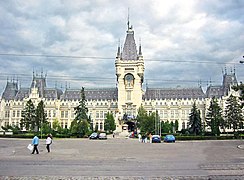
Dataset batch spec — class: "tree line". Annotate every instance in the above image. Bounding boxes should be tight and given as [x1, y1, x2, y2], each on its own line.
[136, 91, 243, 136]
[7, 87, 116, 137]
[4, 85, 243, 137]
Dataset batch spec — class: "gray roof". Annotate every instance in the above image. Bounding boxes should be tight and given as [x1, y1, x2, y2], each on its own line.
[121, 28, 138, 60]
[31, 76, 46, 98]
[206, 73, 238, 98]
[15, 88, 30, 100]
[2, 81, 18, 100]
[60, 88, 118, 101]
[206, 86, 223, 98]
[144, 87, 206, 100]
[44, 88, 63, 100]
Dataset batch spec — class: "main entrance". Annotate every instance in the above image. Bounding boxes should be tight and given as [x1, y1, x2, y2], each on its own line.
[125, 121, 136, 132]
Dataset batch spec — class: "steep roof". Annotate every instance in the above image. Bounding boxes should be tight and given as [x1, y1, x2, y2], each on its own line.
[60, 88, 118, 101]
[15, 88, 30, 100]
[121, 27, 138, 60]
[2, 81, 18, 100]
[144, 87, 206, 100]
[44, 88, 63, 100]
[31, 76, 46, 98]
[206, 72, 238, 98]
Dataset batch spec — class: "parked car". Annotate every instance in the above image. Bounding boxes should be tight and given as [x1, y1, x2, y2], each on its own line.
[89, 132, 99, 139]
[164, 135, 175, 143]
[98, 132, 107, 140]
[152, 135, 161, 143]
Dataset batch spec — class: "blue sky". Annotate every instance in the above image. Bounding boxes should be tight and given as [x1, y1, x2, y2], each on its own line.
[0, 0, 243, 93]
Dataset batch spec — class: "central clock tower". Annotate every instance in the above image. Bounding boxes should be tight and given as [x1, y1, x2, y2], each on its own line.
[115, 23, 144, 131]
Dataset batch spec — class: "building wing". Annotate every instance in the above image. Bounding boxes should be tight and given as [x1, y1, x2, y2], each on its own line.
[144, 87, 206, 100]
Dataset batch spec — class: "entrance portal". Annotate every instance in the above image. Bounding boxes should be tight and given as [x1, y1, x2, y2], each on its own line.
[125, 121, 136, 132]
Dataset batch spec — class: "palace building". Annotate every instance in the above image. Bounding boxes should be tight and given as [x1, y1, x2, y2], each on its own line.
[0, 23, 240, 134]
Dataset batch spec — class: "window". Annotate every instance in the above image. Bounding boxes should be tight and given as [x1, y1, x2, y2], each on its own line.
[100, 111, 103, 118]
[164, 111, 168, 118]
[175, 110, 179, 118]
[100, 122, 103, 130]
[17, 110, 20, 117]
[48, 110, 52, 117]
[65, 111, 68, 118]
[127, 91, 131, 100]
[61, 111, 65, 118]
[13, 110, 16, 117]
[171, 110, 174, 118]
[182, 122, 186, 129]
[5, 111, 10, 118]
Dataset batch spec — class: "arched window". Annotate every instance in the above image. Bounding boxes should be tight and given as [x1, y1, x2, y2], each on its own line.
[100, 122, 103, 131]
[182, 122, 185, 129]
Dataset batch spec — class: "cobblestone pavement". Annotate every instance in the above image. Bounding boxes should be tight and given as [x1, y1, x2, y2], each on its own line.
[1, 175, 244, 180]
[0, 138, 244, 179]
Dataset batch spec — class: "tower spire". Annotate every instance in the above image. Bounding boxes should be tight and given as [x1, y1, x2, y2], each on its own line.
[139, 38, 142, 56]
[127, 8, 130, 30]
[117, 39, 120, 57]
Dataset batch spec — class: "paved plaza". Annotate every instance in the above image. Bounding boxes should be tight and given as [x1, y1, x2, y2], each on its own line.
[0, 137, 244, 179]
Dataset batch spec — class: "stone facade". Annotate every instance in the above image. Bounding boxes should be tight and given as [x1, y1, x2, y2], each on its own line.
[0, 24, 241, 133]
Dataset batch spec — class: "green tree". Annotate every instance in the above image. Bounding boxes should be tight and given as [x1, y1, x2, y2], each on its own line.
[224, 95, 243, 132]
[52, 118, 61, 131]
[70, 87, 89, 137]
[161, 121, 171, 133]
[41, 122, 52, 135]
[188, 102, 202, 135]
[104, 112, 116, 133]
[233, 83, 244, 108]
[20, 99, 36, 131]
[35, 100, 48, 131]
[175, 120, 179, 132]
[70, 119, 89, 137]
[140, 113, 155, 134]
[206, 97, 224, 136]
[74, 87, 88, 121]
[136, 105, 148, 130]
[136, 106, 156, 134]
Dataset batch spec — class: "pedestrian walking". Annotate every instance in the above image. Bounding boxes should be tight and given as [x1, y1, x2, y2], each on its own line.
[138, 133, 142, 142]
[31, 135, 39, 154]
[149, 133, 152, 143]
[46, 134, 52, 153]
[142, 134, 145, 143]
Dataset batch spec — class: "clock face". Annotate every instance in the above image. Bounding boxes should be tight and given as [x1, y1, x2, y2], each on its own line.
[125, 74, 134, 87]
[126, 74, 133, 81]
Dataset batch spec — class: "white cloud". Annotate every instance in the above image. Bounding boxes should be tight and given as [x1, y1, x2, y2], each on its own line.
[0, 0, 243, 90]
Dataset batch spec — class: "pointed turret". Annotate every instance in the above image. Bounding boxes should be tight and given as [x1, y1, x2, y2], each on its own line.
[116, 40, 121, 58]
[121, 24, 138, 60]
[139, 44, 142, 56]
[2, 80, 18, 100]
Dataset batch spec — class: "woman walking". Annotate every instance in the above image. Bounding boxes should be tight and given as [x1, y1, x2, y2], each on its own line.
[46, 134, 52, 153]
